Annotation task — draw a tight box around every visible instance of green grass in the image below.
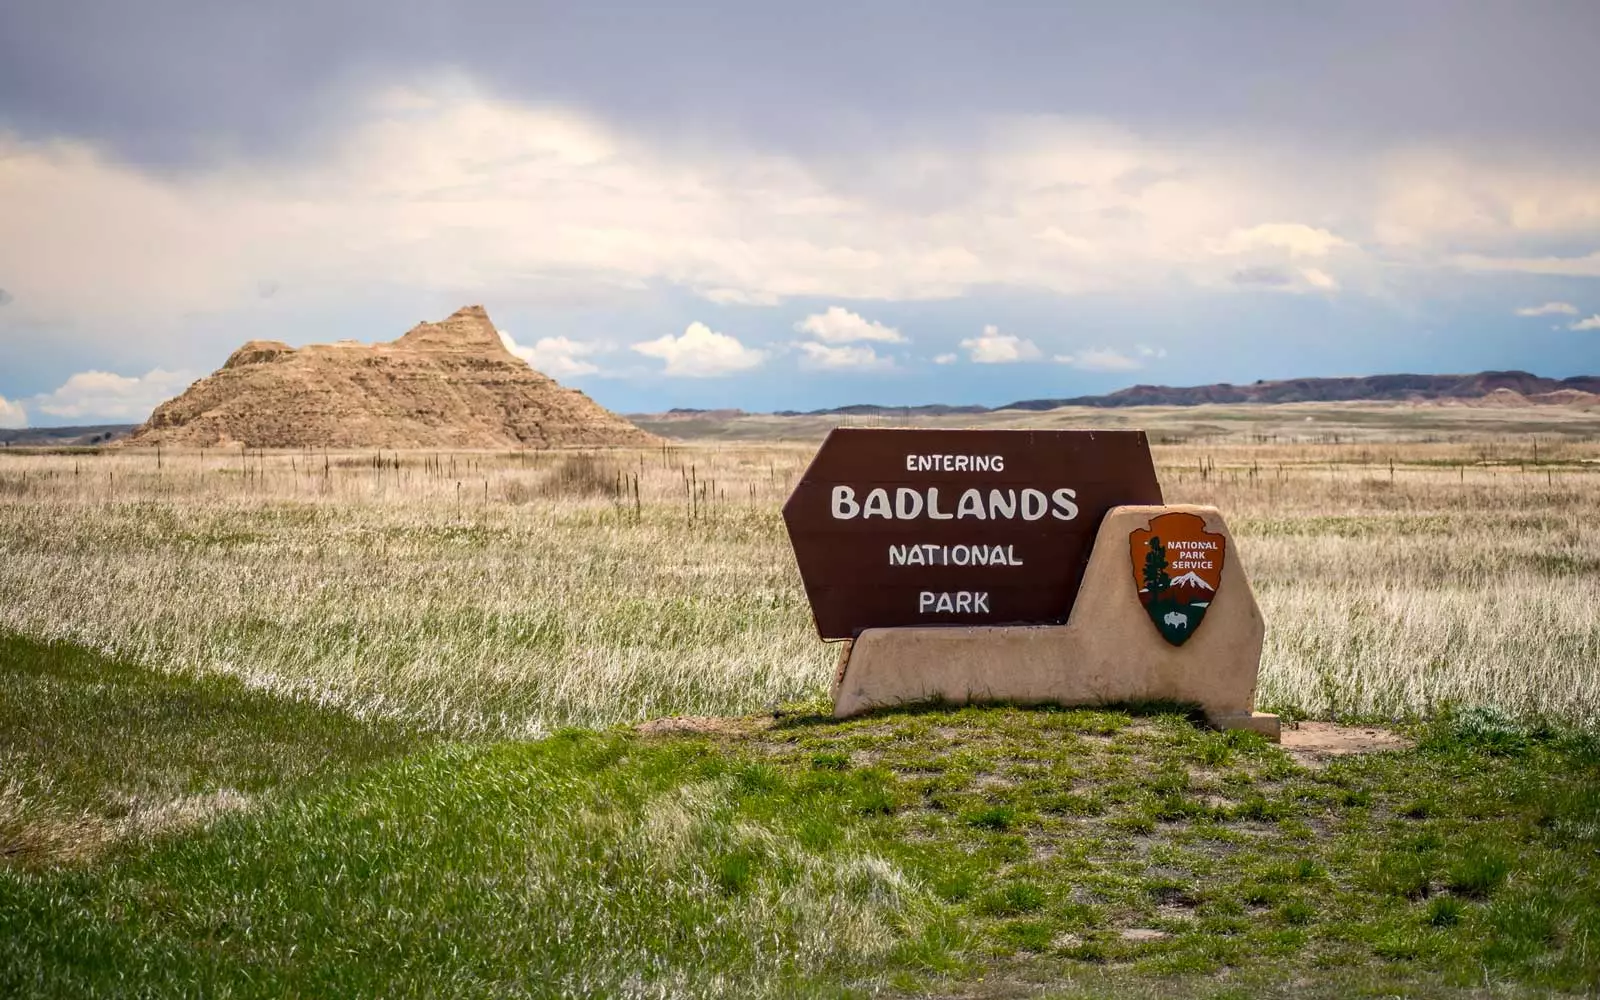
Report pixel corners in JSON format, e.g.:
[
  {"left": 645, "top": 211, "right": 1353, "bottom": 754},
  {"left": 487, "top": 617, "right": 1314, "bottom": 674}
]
[
  {"left": 0, "top": 631, "right": 429, "bottom": 865},
  {"left": 2, "top": 634, "right": 1598, "bottom": 998},
  {"left": 1, "top": 734, "right": 960, "bottom": 999}
]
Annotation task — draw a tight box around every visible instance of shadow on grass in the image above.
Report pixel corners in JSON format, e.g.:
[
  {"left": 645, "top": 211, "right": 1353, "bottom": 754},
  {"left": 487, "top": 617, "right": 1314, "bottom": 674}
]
[
  {"left": 771, "top": 696, "right": 1210, "bottom": 731},
  {"left": 0, "top": 629, "right": 434, "bottom": 860}
]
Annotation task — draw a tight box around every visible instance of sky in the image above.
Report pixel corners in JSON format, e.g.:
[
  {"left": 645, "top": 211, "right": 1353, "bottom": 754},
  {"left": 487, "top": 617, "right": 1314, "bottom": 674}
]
[{"left": 2, "top": 2, "right": 1600, "bottom": 427}]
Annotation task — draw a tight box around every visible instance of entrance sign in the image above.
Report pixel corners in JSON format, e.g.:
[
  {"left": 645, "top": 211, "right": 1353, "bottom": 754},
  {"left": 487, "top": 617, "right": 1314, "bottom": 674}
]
[
  {"left": 826, "top": 504, "right": 1280, "bottom": 740},
  {"left": 783, "top": 429, "right": 1162, "bottom": 639},
  {"left": 1130, "top": 511, "right": 1226, "bottom": 646}
]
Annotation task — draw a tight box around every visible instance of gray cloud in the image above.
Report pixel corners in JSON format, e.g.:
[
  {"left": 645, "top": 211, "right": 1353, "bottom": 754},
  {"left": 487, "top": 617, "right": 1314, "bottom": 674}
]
[
  {"left": 0, "top": 287, "right": 12, "bottom": 306},
  {"left": 4, "top": 2, "right": 1599, "bottom": 166},
  {"left": 1231, "top": 267, "right": 1292, "bottom": 287}
]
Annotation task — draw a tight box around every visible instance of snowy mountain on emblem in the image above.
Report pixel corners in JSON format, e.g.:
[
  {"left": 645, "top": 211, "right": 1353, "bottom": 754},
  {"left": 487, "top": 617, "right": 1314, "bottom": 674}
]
[{"left": 1168, "top": 571, "right": 1215, "bottom": 591}]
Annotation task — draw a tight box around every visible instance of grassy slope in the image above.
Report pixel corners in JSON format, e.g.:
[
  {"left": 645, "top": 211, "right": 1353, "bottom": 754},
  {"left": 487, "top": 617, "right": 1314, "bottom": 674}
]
[
  {"left": 3, "top": 636, "right": 1597, "bottom": 998},
  {"left": 0, "top": 631, "right": 429, "bottom": 864}
]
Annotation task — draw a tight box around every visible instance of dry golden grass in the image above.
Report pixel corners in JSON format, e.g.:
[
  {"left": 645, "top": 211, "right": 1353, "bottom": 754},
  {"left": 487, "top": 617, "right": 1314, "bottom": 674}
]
[{"left": 2, "top": 405, "right": 1597, "bottom": 731}]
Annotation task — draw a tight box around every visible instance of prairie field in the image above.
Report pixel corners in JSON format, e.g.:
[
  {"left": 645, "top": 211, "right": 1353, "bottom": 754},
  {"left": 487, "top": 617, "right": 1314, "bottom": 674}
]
[
  {"left": 2, "top": 402, "right": 1599, "bottom": 998},
  {"left": 3, "top": 403, "right": 1599, "bottom": 734}
]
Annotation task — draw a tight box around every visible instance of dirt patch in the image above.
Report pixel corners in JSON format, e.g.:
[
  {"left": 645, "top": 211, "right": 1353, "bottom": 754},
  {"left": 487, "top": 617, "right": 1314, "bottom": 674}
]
[
  {"left": 1, "top": 813, "right": 107, "bottom": 866},
  {"left": 1120, "top": 928, "right": 1170, "bottom": 942},
  {"left": 1281, "top": 722, "right": 1412, "bottom": 766},
  {"left": 635, "top": 715, "right": 773, "bottom": 738},
  {"left": 974, "top": 772, "right": 1019, "bottom": 790}
]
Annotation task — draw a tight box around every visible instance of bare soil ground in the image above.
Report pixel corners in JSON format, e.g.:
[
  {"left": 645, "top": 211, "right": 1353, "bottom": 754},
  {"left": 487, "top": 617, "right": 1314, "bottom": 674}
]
[{"left": 1281, "top": 721, "right": 1414, "bottom": 767}]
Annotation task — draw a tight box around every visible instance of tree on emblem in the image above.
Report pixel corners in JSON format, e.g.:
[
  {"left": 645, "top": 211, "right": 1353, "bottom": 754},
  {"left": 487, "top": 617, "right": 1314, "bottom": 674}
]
[
  {"left": 1141, "top": 534, "right": 1190, "bottom": 645},
  {"left": 1143, "top": 535, "right": 1170, "bottom": 597}
]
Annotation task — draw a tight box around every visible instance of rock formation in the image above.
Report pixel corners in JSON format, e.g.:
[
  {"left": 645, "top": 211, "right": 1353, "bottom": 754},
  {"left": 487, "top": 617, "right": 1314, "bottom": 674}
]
[{"left": 124, "top": 306, "right": 656, "bottom": 449}]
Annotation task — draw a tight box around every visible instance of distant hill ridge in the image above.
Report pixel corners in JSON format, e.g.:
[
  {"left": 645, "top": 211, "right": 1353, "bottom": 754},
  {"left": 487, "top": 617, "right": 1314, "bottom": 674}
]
[
  {"left": 0, "top": 425, "right": 134, "bottom": 447},
  {"left": 1003, "top": 370, "right": 1600, "bottom": 411},
  {"left": 673, "top": 370, "right": 1597, "bottom": 418}
]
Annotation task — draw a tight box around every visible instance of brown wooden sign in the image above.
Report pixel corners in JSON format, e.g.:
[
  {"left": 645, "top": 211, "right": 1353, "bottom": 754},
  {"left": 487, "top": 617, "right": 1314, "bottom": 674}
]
[{"left": 783, "top": 428, "right": 1162, "bottom": 639}]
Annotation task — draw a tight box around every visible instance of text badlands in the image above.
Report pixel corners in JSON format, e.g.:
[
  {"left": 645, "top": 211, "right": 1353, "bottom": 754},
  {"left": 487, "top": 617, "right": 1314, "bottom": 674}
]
[{"left": 831, "top": 486, "right": 1080, "bottom": 521}]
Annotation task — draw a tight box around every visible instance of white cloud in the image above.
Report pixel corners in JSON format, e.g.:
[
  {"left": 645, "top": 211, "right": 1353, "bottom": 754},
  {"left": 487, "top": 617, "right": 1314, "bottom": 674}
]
[
  {"left": 1456, "top": 252, "right": 1600, "bottom": 277},
  {"left": 933, "top": 353, "right": 958, "bottom": 365},
  {"left": 796, "top": 341, "right": 894, "bottom": 371},
  {"left": 29, "top": 368, "right": 195, "bottom": 422},
  {"left": 1213, "top": 223, "right": 1351, "bottom": 258},
  {"left": 1137, "top": 344, "right": 1168, "bottom": 359},
  {"left": 0, "top": 394, "right": 25, "bottom": 429},
  {"left": 632, "top": 322, "right": 765, "bottom": 377},
  {"left": 1571, "top": 314, "right": 1600, "bottom": 331},
  {"left": 0, "top": 96, "right": 1388, "bottom": 334},
  {"left": 1054, "top": 348, "right": 1143, "bottom": 372},
  {"left": 1, "top": 80, "right": 1598, "bottom": 345},
  {"left": 794, "top": 307, "right": 906, "bottom": 344},
  {"left": 961, "top": 325, "right": 1041, "bottom": 364},
  {"left": 1299, "top": 267, "right": 1339, "bottom": 290},
  {"left": 1515, "top": 301, "right": 1579, "bottom": 317},
  {"left": 1375, "top": 150, "right": 1600, "bottom": 248},
  {"left": 701, "top": 288, "right": 783, "bottom": 307},
  {"left": 1207, "top": 225, "right": 1354, "bottom": 296},
  {"left": 498, "top": 330, "right": 600, "bottom": 377}
]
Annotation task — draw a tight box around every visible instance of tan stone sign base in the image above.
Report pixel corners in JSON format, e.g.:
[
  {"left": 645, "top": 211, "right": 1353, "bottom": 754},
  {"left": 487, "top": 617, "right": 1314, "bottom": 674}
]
[{"left": 832, "top": 505, "right": 1280, "bottom": 740}]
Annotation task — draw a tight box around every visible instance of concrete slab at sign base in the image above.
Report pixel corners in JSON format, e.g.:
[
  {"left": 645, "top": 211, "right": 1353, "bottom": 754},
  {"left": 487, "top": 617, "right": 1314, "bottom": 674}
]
[{"left": 832, "top": 505, "right": 1280, "bottom": 741}]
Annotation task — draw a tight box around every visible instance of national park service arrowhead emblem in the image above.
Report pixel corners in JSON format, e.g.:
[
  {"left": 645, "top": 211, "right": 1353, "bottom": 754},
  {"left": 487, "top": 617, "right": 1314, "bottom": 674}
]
[{"left": 1130, "top": 512, "right": 1225, "bottom": 646}]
